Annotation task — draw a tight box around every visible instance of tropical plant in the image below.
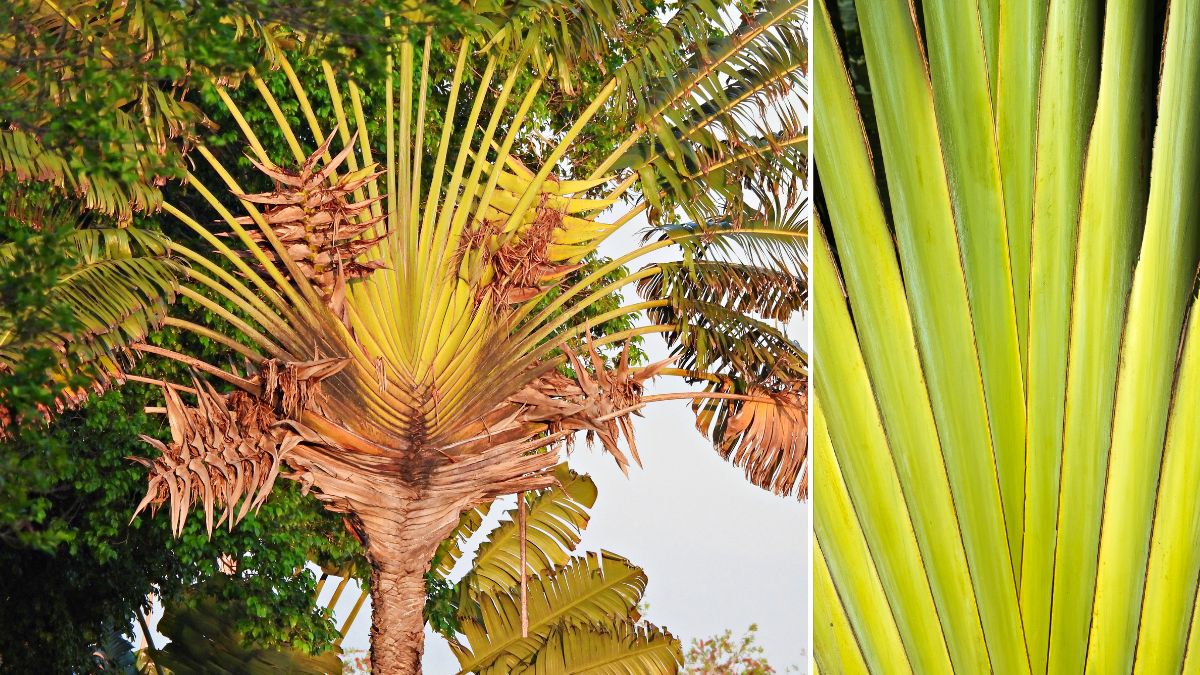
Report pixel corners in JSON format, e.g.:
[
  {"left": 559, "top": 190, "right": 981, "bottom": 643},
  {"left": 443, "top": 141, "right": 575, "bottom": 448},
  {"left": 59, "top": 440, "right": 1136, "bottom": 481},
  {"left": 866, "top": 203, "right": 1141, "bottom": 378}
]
[
  {"left": 0, "top": 193, "right": 180, "bottom": 431},
  {"left": 147, "top": 575, "right": 347, "bottom": 675},
  {"left": 442, "top": 465, "right": 681, "bottom": 674},
  {"left": 0, "top": 4, "right": 665, "bottom": 660},
  {"left": 0, "top": 0, "right": 475, "bottom": 218},
  {"left": 813, "top": 0, "right": 1200, "bottom": 673},
  {"left": 135, "top": 464, "right": 677, "bottom": 674},
  {"left": 14, "top": 0, "right": 807, "bottom": 671},
  {"left": 91, "top": 568, "right": 356, "bottom": 675}
]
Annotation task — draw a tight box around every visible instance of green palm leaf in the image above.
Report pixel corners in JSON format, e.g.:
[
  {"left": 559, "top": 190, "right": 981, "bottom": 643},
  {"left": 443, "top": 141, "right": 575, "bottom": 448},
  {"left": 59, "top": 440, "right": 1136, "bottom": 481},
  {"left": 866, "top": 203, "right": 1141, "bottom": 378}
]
[
  {"left": 513, "top": 622, "right": 681, "bottom": 675},
  {"left": 461, "top": 465, "right": 598, "bottom": 595},
  {"left": 815, "top": 0, "right": 1200, "bottom": 672},
  {"left": 452, "top": 551, "right": 657, "bottom": 673},
  {"left": 440, "top": 464, "right": 680, "bottom": 674},
  {"left": 0, "top": 225, "right": 180, "bottom": 417}
]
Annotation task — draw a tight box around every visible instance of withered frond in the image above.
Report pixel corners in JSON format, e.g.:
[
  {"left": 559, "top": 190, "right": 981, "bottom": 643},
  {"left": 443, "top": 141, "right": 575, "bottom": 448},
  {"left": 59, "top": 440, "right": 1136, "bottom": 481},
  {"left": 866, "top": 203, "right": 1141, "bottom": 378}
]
[
  {"left": 130, "top": 379, "right": 310, "bottom": 537},
  {"left": 693, "top": 381, "right": 808, "bottom": 499},
  {"left": 255, "top": 356, "right": 349, "bottom": 419},
  {"left": 513, "top": 341, "right": 674, "bottom": 475},
  {"left": 231, "top": 132, "right": 386, "bottom": 319},
  {"left": 461, "top": 201, "right": 582, "bottom": 307}
]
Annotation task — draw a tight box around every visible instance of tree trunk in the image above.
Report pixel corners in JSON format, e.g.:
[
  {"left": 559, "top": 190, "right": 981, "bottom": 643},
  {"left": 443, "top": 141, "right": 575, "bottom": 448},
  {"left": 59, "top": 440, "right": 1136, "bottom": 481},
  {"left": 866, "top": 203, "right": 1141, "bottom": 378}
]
[
  {"left": 353, "top": 499, "right": 448, "bottom": 675},
  {"left": 352, "top": 485, "right": 474, "bottom": 674},
  {"left": 368, "top": 549, "right": 432, "bottom": 675},
  {"left": 285, "top": 425, "right": 559, "bottom": 673}
]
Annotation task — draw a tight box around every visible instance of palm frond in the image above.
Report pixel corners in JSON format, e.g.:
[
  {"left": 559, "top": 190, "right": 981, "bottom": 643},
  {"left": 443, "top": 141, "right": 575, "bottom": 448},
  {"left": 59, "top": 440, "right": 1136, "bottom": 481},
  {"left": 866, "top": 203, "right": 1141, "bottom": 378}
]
[
  {"left": 693, "top": 380, "right": 807, "bottom": 498},
  {"left": 464, "top": 465, "right": 598, "bottom": 596},
  {"left": 612, "top": 0, "right": 808, "bottom": 224},
  {"left": 641, "top": 260, "right": 805, "bottom": 323},
  {"left": 815, "top": 0, "right": 1200, "bottom": 671},
  {"left": 452, "top": 551, "right": 661, "bottom": 673},
  {"left": 0, "top": 225, "right": 180, "bottom": 425},
  {"left": 514, "top": 622, "right": 681, "bottom": 675}
]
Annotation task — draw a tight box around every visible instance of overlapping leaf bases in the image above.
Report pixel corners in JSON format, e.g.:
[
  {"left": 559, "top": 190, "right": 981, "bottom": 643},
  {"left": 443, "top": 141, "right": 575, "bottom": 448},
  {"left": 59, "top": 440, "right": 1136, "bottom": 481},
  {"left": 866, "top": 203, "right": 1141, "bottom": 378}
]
[
  {"left": 22, "top": 5, "right": 809, "bottom": 669},
  {"left": 7, "top": 0, "right": 804, "bottom": 670},
  {"left": 815, "top": 0, "right": 1200, "bottom": 673},
  {"left": 48, "top": 4, "right": 805, "bottom": 553}
]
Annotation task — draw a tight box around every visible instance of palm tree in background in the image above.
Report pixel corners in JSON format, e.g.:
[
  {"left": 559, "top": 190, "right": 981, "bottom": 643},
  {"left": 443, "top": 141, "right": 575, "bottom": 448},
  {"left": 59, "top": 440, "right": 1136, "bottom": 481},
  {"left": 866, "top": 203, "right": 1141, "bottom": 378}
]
[{"left": 10, "top": 1, "right": 808, "bottom": 671}]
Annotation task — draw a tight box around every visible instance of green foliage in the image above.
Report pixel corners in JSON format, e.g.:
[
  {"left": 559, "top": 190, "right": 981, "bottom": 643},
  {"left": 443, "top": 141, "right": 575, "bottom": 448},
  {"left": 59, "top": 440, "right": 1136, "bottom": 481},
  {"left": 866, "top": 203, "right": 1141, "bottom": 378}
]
[
  {"left": 152, "top": 576, "right": 345, "bottom": 675},
  {"left": 0, "top": 0, "right": 473, "bottom": 217},
  {"left": 0, "top": 377, "right": 362, "bottom": 671},
  {"left": 0, "top": 390, "right": 179, "bottom": 672},
  {"left": 445, "top": 467, "right": 683, "bottom": 673},
  {"left": 0, "top": 182, "right": 89, "bottom": 438},
  {"left": 0, "top": 31, "right": 658, "bottom": 672},
  {"left": 0, "top": 0, "right": 804, "bottom": 666}
]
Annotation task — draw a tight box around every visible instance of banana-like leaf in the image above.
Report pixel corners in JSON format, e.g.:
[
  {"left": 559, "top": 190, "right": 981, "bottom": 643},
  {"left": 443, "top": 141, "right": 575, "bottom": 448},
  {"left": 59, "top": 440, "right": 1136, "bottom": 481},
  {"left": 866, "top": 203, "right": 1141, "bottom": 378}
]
[
  {"left": 433, "top": 504, "right": 493, "bottom": 579},
  {"left": 815, "top": 0, "right": 1200, "bottom": 672},
  {"left": 510, "top": 621, "right": 681, "bottom": 675},
  {"left": 463, "top": 464, "right": 598, "bottom": 595},
  {"left": 452, "top": 551, "right": 661, "bottom": 673},
  {"left": 330, "top": 466, "right": 681, "bottom": 674}
]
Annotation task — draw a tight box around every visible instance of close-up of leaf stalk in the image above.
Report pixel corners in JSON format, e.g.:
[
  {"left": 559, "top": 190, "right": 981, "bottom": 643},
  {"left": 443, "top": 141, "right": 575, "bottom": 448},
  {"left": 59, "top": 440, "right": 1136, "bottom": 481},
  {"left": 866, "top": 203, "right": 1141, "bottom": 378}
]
[{"left": 814, "top": 0, "right": 1200, "bottom": 672}]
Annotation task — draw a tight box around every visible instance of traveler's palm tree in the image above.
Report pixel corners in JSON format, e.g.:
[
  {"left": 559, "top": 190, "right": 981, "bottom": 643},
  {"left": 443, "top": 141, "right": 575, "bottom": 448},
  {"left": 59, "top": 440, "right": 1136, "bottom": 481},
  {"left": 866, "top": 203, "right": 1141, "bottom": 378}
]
[
  {"left": 815, "top": 0, "right": 1200, "bottom": 673},
  {"left": 10, "top": 1, "right": 807, "bottom": 671}
]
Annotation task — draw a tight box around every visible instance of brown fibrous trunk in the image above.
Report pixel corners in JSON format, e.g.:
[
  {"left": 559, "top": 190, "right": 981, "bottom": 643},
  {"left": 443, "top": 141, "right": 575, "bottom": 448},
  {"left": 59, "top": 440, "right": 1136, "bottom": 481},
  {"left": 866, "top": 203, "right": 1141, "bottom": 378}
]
[
  {"left": 363, "top": 524, "right": 439, "bottom": 675},
  {"left": 284, "top": 418, "right": 561, "bottom": 674}
]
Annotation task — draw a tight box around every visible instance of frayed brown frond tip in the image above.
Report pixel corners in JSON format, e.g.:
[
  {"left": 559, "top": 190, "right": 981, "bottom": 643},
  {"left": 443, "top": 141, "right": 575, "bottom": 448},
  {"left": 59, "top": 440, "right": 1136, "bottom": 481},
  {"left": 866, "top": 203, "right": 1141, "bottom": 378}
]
[
  {"left": 129, "top": 379, "right": 309, "bottom": 537},
  {"left": 513, "top": 341, "right": 674, "bottom": 475},
  {"left": 230, "top": 131, "right": 387, "bottom": 319},
  {"left": 255, "top": 356, "right": 349, "bottom": 419},
  {"left": 694, "top": 382, "right": 808, "bottom": 499},
  {"left": 460, "top": 200, "right": 581, "bottom": 306}
]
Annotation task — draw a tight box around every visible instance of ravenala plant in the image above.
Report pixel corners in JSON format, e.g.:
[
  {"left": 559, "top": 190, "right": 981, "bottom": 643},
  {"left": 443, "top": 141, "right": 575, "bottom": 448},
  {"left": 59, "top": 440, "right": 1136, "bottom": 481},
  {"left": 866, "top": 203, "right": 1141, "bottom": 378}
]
[
  {"left": 13, "top": 1, "right": 807, "bottom": 672},
  {"left": 814, "top": 0, "right": 1200, "bottom": 673}
]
